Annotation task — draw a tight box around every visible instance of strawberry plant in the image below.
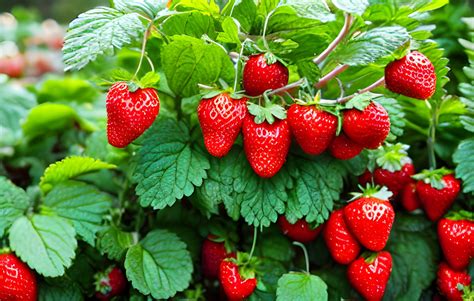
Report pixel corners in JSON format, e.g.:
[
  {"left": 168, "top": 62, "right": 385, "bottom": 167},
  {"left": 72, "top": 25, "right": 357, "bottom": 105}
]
[{"left": 0, "top": 1, "right": 473, "bottom": 300}]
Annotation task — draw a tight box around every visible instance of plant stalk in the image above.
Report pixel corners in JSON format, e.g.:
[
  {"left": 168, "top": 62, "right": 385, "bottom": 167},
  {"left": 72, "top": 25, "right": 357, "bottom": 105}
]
[
  {"left": 293, "top": 241, "right": 310, "bottom": 274},
  {"left": 319, "top": 76, "right": 385, "bottom": 105},
  {"left": 313, "top": 14, "right": 353, "bottom": 65},
  {"left": 426, "top": 101, "right": 438, "bottom": 170},
  {"left": 314, "top": 64, "right": 349, "bottom": 89}
]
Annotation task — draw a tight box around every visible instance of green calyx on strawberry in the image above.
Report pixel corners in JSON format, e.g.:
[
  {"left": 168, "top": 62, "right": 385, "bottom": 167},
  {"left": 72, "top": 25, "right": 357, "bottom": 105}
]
[
  {"left": 413, "top": 168, "right": 461, "bottom": 221},
  {"left": 198, "top": 92, "right": 248, "bottom": 158},
  {"left": 359, "top": 143, "right": 415, "bottom": 198},
  {"left": 106, "top": 72, "right": 161, "bottom": 148},
  {"left": 438, "top": 212, "right": 473, "bottom": 271},
  {"left": 0, "top": 252, "right": 37, "bottom": 301},
  {"left": 345, "top": 186, "right": 395, "bottom": 251},
  {"left": 242, "top": 52, "right": 289, "bottom": 97},
  {"left": 94, "top": 266, "right": 127, "bottom": 301},
  {"left": 219, "top": 252, "right": 258, "bottom": 301},
  {"left": 243, "top": 99, "right": 290, "bottom": 178},
  {"left": 287, "top": 96, "right": 338, "bottom": 155},
  {"left": 347, "top": 251, "right": 392, "bottom": 301},
  {"left": 385, "top": 50, "right": 436, "bottom": 100},
  {"left": 342, "top": 95, "right": 390, "bottom": 150}
]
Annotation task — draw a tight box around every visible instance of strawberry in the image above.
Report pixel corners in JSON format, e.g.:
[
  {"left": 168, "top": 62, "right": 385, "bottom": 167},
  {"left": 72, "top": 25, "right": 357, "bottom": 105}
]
[
  {"left": 0, "top": 253, "right": 37, "bottom": 301},
  {"left": 342, "top": 102, "right": 390, "bottom": 149},
  {"left": 323, "top": 209, "right": 361, "bottom": 264},
  {"left": 202, "top": 235, "right": 235, "bottom": 279},
  {"left": 278, "top": 216, "right": 322, "bottom": 243},
  {"left": 95, "top": 266, "right": 127, "bottom": 301},
  {"left": 347, "top": 251, "right": 392, "bottom": 301},
  {"left": 414, "top": 170, "right": 461, "bottom": 221},
  {"left": 344, "top": 188, "right": 395, "bottom": 251},
  {"left": 328, "top": 133, "right": 363, "bottom": 160},
  {"left": 400, "top": 182, "right": 422, "bottom": 212},
  {"left": 242, "top": 114, "right": 291, "bottom": 178},
  {"left": 437, "top": 262, "right": 471, "bottom": 301},
  {"left": 438, "top": 216, "right": 473, "bottom": 271},
  {"left": 106, "top": 81, "right": 160, "bottom": 148},
  {"left": 219, "top": 259, "right": 257, "bottom": 301},
  {"left": 358, "top": 144, "right": 415, "bottom": 197},
  {"left": 385, "top": 51, "right": 436, "bottom": 100},
  {"left": 198, "top": 93, "right": 247, "bottom": 157},
  {"left": 287, "top": 104, "right": 337, "bottom": 155},
  {"left": 242, "top": 53, "right": 289, "bottom": 96}
]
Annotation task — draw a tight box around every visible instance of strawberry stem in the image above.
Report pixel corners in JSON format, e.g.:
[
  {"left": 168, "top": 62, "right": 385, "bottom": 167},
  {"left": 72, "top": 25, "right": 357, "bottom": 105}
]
[
  {"left": 267, "top": 78, "right": 306, "bottom": 96},
  {"left": 425, "top": 100, "right": 438, "bottom": 169},
  {"left": 292, "top": 242, "right": 310, "bottom": 274},
  {"left": 262, "top": 9, "right": 277, "bottom": 52},
  {"left": 320, "top": 77, "right": 385, "bottom": 105},
  {"left": 313, "top": 14, "right": 353, "bottom": 65},
  {"left": 314, "top": 64, "right": 349, "bottom": 89},
  {"left": 133, "top": 22, "right": 153, "bottom": 80},
  {"left": 246, "top": 227, "right": 258, "bottom": 265},
  {"left": 233, "top": 39, "right": 251, "bottom": 92}
]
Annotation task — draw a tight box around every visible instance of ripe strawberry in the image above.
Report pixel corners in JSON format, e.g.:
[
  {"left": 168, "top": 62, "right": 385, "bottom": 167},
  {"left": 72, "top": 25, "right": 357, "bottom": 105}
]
[
  {"left": 347, "top": 251, "right": 392, "bottom": 301},
  {"left": 438, "top": 217, "right": 473, "bottom": 271},
  {"left": 0, "top": 253, "right": 37, "bottom": 301},
  {"left": 287, "top": 104, "right": 337, "bottom": 155},
  {"left": 385, "top": 51, "right": 436, "bottom": 100},
  {"left": 437, "top": 262, "right": 471, "bottom": 301},
  {"left": 328, "top": 133, "right": 363, "bottom": 160},
  {"left": 323, "top": 209, "right": 361, "bottom": 264},
  {"left": 95, "top": 266, "right": 127, "bottom": 301},
  {"left": 342, "top": 102, "right": 390, "bottom": 149},
  {"left": 415, "top": 172, "right": 461, "bottom": 221},
  {"left": 359, "top": 165, "right": 415, "bottom": 198},
  {"left": 106, "top": 81, "right": 160, "bottom": 148},
  {"left": 242, "top": 54, "right": 289, "bottom": 96},
  {"left": 202, "top": 235, "right": 235, "bottom": 279},
  {"left": 400, "top": 182, "right": 422, "bottom": 212},
  {"left": 198, "top": 93, "right": 247, "bottom": 157},
  {"left": 344, "top": 191, "right": 395, "bottom": 251},
  {"left": 219, "top": 259, "right": 257, "bottom": 301},
  {"left": 278, "top": 216, "right": 322, "bottom": 243},
  {"left": 242, "top": 115, "right": 291, "bottom": 178}
]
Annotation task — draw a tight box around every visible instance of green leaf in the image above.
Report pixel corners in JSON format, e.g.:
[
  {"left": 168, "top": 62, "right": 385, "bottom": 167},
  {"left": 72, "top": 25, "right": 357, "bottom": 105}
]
[
  {"left": 133, "top": 119, "right": 210, "bottom": 209},
  {"left": 331, "top": 26, "right": 410, "bottom": 66},
  {"left": 63, "top": 7, "right": 145, "bottom": 71},
  {"left": 258, "top": 233, "right": 294, "bottom": 262},
  {"left": 0, "top": 177, "right": 30, "bottom": 237},
  {"left": 453, "top": 138, "right": 474, "bottom": 194},
  {"left": 22, "top": 103, "right": 96, "bottom": 139},
  {"left": 221, "top": 0, "right": 257, "bottom": 33},
  {"left": 285, "top": 155, "right": 345, "bottom": 224},
  {"left": 9, "top": 215, "right": 77, "bottom": 277},
  {"left": 297, "top": 60, "right": 321, "bottom": 83},
  {"left": 344, "top": 92, "right": 376, "bottom": 110},
  {"left": 217, "top": 17, "right": 241, "bottom": 46},
  {"left": 39, "top": 277, "right": 83, "bottom": 301},
  {"left": 176, "top": 0, "right": 220, "bottom": 15},
  {"left": 96, "top": 226, "right": 134, "bottom": 261},
  {"left": 281, "top": 0, "right": 335, "bottom": 23},
  {"left": 162, "top": 36, "right": 234, "bottom": 97},
  {"left": 114, "top": 0, "right": 168, "bottom": 20},
  {"left": 163, "top": 12, "right": 216, "bottom": 39},
  {"left": 138, "top": 71, "right": 160, "bottom": 88},
  {"left": 40, "top": 156, "right": 116, "bottom": 194},
  {"left": 376, "top": 96, "right": 406, "bottom": 141},
  {"left": 36, "top": 77, "right": 99, "bottom": 104},
  {"left": 125, "top": 229, "right": 193, "bottom": 299},
  {"left": 276, "top": 273, "right": 328, "bottom": 301},
  {"left": 384, "top": 214, "right": 440, "bottom": 300},
  {"left": 0, "top": 84, "right": 36, "bottom": 152},
  {"left": 42, "top": 181, "right": 113, "bottom": 245},
  {"left": 332, "top": 0, "right": 369, "bottom": 15}
]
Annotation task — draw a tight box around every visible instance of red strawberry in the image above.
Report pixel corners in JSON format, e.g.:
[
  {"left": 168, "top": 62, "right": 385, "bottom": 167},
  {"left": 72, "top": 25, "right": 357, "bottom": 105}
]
[
  {"left": 323, "top": 209, "right": 361, "bottom": 264},
  {"left": 415, "top": 173, "right": 461, "bottom": 221},
  {"left": 342, "top": 102, "right": 390, "bottom": 149},
  {"left": 437, "top": 262, "right": 471, "bottom": 301},
  {"left": 106, "top": 81, "right": 160, "bottom": 148},
  {"left": 278, "top": 216, "right": 322, "bottom": 243},
  {"left": 202, "top": 235, "right": 235, "bottom": 279},
  {"left": 385, "top": 51, "right": 436, "bottom": 100},
  {"left": 347, "top": 251, "right": 392, "bottom": 301},
  {"left": 219, "top": 260, "right": 257, "bottom": 301},
  {"left": 359, "top": 163, "right": 415, "bottom": 198},
  {"left": 344, "top": 194, "right": 395, "bottom": 251},
  {"left": 242, "top": 115, "right": 291, "bottom": 178},
  {"left": 329, "top": 134, "right": 363, "bottom": 160},
  {"left": 400, "top": 182, "right": 422, "bottom": 212},
  {"left": 0, "top": 253, "right": 37, "bottom": 301},
  {"left": 287, "top": 104, "right": 337, "bottom": 155},
  {"left": 198, "top": 93, "right": 247, "bottom": 157},
  {"left": 438, "top": 218, "right": 473, "bottom": 271},
  {"left": 243, "top": 54, "right": 289, "bottom": 96},
  {"left": 95, "top": 266, "right": 127, "bottom": 301}
]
